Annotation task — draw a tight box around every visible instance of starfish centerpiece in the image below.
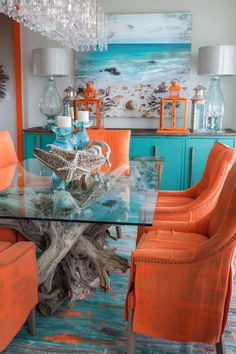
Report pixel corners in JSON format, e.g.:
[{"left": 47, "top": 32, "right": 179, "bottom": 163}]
[{"left": 34, "top": 141, "right": 111, "bottom": 183}]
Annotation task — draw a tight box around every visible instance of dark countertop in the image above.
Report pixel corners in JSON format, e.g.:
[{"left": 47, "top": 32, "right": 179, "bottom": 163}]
[{"left": 23, "top": 127, "right": 236, "bottom": 136}]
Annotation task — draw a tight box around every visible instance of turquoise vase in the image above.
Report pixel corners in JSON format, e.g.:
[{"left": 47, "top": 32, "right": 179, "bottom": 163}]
[{"left": 51, "top": 126, "right": 74, "bottom": 189}]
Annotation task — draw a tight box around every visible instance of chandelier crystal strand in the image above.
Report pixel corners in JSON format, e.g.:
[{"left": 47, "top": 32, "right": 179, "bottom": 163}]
[{"left": 0, "top": 0, "right": 107, "bottom": 52}]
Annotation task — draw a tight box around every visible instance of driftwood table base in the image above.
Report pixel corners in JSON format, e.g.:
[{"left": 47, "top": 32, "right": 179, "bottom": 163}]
[{"left": 0, "top": 219, "right": 129, "bottom": 316}]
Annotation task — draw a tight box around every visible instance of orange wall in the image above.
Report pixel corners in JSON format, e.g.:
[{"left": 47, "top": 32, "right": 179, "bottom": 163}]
[{"left": 13, "top": 22, "right": 23, "bottom": 161}]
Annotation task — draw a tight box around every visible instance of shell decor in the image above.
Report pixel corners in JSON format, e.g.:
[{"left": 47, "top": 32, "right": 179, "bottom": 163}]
[{"left": 34, "top": 141, "right": 111, "bottom": 183}]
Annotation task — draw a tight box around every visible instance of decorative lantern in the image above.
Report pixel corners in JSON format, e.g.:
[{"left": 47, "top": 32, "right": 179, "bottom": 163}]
[
  {"left": 191, "top": 84, "right": 207, "bottom": 132},
  {"left": 74, "top": 82, "right": 104, "bottom": 129},
  {"left": 157, "top": 80, "right": 189, "bottom": 134},
  {"left": 63, "top": 86, "right": 77, "bottom": 120}
]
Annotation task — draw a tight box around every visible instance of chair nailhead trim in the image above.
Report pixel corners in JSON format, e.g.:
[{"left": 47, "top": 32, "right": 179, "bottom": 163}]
[{"left": 135, "top": 233, "right": 236, "bottom": 265}]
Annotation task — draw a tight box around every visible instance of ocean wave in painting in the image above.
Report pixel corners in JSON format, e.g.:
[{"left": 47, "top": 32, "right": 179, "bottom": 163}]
[{"left": 76, "top": 43, "right": 191, "bottom": 82}]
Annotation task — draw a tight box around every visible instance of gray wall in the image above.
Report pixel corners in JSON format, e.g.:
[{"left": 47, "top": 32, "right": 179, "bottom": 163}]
[
  {"left": 19, "top": 0, "right": 236, "bottom": 130},
  {"left": 0, "top": 14, "right": 16, "bottom": 144}
]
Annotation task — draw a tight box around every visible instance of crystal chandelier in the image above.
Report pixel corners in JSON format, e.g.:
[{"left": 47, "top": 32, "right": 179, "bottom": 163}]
[{"left": 0, "top": 0, "right": 107, "bottom": 51}]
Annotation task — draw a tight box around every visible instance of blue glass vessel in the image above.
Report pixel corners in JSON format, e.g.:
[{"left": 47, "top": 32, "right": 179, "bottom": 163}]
[
  {"left": 51, "top": 126, "right": 74, "bottom": 189},
  {"left": 73, "top": 121, "right": 93, "bottom": 150},
  {"left": 51, "top": 126, "right": 74, "bottom": 150}
]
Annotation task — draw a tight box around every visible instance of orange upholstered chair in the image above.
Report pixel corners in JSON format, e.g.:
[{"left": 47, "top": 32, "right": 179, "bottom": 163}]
[
  {"left": 137, "top": 141, "right": 236, "bottom": 243},
  {"left": 125, "top": 163, "right": 236, "bottom": 354},
  {"left": 0, "top": 130, "right": 18, "bottom": 168},
  {"left": 88, "top": 129, "right": 131, "bottom": 238},
  {"left": 0, "top": 240, "right": 38, "bottom": 351},
  {"left": 88, "top": 129, "right": 131, "bottom": 172}
]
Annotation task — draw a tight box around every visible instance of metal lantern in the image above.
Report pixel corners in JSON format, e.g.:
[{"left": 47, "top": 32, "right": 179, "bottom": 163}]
[
  {"left": 63, "top": 86, "right": 77, "bottom": 120},
  {"left": 157, "top": 80, "right": 189, "bottom": 134},
  {"left": 74, "top": 82, "right": 104, "bottom": 129},
  {"left": 191, "top": 84, "right": 207, "bottom": 132}
]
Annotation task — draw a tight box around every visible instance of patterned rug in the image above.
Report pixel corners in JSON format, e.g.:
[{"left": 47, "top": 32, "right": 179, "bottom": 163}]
[{"left": 4, "top": 226, "right": 236, "bottom": 354}]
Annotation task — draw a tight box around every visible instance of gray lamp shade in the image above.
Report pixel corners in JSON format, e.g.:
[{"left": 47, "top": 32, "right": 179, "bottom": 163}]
[
  {"left": 198, "top": 45, "right": 236, "bottom": 76},
  {"left": 32, "top": 48, "right": 69, "bottom": 77}
]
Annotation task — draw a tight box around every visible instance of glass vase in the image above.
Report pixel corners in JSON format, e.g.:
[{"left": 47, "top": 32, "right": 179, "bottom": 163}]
[{"left": 205, "top": 77, "right": 224, "bottom": 132}]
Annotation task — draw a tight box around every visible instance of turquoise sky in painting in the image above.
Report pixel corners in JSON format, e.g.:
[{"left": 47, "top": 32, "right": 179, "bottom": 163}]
[{"left": 108, "top": 13, "right": 192, "bottom": 44}]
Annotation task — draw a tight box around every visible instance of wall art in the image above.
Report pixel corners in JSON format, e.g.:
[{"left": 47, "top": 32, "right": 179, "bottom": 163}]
[
  {"left": 0, "top": 64, "right": 9, "bottom": 101},
  {"left": 75, "top": 12, "right": 192, "bottom": 118}
]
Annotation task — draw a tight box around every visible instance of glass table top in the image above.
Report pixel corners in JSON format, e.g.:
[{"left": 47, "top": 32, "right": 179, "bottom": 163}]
[{"left": 0, "top": 159, "right": 160, "bottom": 226}]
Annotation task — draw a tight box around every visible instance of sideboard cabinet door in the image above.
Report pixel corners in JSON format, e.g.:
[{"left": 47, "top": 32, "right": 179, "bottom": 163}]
[
  {"left": 24, "top": 132, "right": 54, "bottom": 159},
  {"left": 131, "top": 136, "right": 184, "bottom": 190},
  {"left": 184, "top": 137, "right": 235, "bottom": 189}
]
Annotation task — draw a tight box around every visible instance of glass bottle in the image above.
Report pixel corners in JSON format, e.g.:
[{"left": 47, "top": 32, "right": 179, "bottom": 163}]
[
  {"left": 191, "top": 84, "right": 207, "bottom": 132},
  {"left": 205, "top": 77, "right": 224, "bottom": 132}
]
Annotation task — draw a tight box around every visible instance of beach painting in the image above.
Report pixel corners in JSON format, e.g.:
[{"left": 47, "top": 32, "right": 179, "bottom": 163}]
[{"left": 75, "top": 13, "right": 192, "bottom": 118}]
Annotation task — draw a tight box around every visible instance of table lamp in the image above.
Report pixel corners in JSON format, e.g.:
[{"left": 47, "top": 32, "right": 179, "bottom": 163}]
[
  {"left": 198, "top": 45, "right": 236, "bottom": 132},
  {"left": 32, "top": 48, "right": 69, "bottom": 128}
]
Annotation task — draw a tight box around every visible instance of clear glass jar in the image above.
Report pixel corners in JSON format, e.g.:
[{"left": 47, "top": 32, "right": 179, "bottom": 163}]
[{"left": 191, "top": 85, "right": 207, "bottom": 132}]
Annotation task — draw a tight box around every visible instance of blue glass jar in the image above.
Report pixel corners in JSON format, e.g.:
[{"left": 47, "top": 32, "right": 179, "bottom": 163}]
[{"left": 73, "top": 121, "right": 93, "bottom": 150}]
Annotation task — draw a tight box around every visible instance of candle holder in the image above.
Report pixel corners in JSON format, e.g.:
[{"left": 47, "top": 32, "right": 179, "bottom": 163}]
[
  {"left": 73, "top": 120, "right": 93, "bottom": 150},
  {"left": 51, "top": 126, "right": 74, "bottom": 150},
  {"left": 50, "top": 125, "right": 74, "bottom": 189}
]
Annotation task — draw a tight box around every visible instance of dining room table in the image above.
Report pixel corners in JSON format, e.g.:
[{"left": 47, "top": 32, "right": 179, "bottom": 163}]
[{"left": 0, "top": 157, "right": 162, "bottom": 316}]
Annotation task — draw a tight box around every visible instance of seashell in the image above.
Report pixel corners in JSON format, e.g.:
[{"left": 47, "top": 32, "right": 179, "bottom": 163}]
[{"left": 125, "top": 100, "right": 135, "bottom": 110}]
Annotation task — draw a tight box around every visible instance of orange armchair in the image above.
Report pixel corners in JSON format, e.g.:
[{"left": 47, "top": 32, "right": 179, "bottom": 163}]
[
  {"left": 138, "top": 142, "right": 236, "bottom": 242},
  {"left": 88, "top": 129, "right": 131, "bottom": 172},
  {"left": 88, "top": 129, "right": 131, "bottom": 238},
  {"left": 126, "top": 163, "right": 236, "bottom": 354},
  {"left": 0, "top": 239, "right": 38, "bottom": 351},
  {"left": 0, "top": 130, "right": 19, "bottom": 168}
]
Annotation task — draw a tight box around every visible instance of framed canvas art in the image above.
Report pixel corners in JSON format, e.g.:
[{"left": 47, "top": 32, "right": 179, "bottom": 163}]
[{"left": 75, "top": 12, "right": 192, "bottom": 119}]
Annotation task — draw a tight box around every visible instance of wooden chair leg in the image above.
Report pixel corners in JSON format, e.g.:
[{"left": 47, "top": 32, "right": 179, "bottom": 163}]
[
  {"left": 115, "top": 225, "right": 122, "bottom": 238},
  {"left": 215, "top": 335, "right": 226, "bottom": 354},
  {"left": 127, "top": 309, "right": 136, "bottom": 354},
  {"left": 27, "top": 307, "right": 36, "bottom": 336}
]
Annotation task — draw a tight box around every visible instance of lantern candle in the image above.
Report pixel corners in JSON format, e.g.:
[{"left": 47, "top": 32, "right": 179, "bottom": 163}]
[
  {"left": 77, "top": 111, "right": 89, "bottom": 122},
  {"left": 56, "top": 116, "right": 72, "bottom": 128}
]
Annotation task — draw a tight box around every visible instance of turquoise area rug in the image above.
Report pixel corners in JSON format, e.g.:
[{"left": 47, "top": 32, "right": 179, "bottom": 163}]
[{"left": 4, "top": 226, "right": 236, "bottom": 353}]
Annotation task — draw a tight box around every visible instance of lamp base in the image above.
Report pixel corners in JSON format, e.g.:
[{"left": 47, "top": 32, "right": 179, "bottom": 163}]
[
  {"left": 43, "top": 116, "right": 57, "bottom": 130},
  {"left": 206, "top": 77, "right": 224, "bottom": 133},
  {"left": 40, "top": 77, "right": 62, "bottom": 130}
]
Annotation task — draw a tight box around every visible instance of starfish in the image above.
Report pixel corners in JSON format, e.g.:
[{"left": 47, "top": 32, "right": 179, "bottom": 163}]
[
  {"left": 33, "top": 141, "right": 111, "bottom": 183},
  {"left": 56, "top": 150, "right": 90, "bottom": 183}
]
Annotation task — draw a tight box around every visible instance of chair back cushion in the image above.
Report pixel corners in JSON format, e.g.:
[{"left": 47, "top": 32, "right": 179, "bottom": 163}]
[
  {"left": 208, "top": 163, "right": 236, "bottom": 239},
  {"left": 0, "top": 130, "right": 18, "bottom": 168},
  {"left": 193, "top": 142, "right": 235, "bottom": 198},
  {"left": 88, "top": 129, "right": 131, "bottom": 172}
]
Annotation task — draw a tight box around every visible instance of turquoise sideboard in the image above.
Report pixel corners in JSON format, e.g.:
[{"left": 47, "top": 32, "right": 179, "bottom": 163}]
[{"left": 23, "top": 128, "right": 236, "bottom": 191}]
